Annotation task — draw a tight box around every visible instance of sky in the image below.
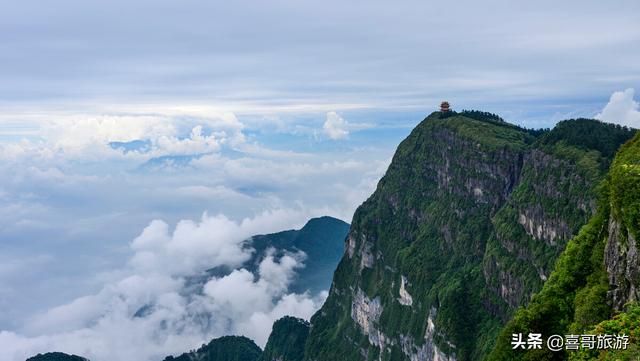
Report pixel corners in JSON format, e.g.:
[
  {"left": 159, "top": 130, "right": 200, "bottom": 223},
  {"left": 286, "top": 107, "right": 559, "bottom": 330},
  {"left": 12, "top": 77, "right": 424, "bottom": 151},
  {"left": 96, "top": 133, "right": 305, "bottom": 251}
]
[{"left": 0, "top": 0, "right": 639, "bottom": 360}]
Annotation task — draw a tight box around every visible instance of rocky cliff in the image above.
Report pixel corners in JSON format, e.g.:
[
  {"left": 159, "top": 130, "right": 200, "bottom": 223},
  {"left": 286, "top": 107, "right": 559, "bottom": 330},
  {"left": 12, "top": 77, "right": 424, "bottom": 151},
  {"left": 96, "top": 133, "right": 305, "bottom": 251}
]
[
  {"left": 301, "top": 112, "right": 635, "bottom": 361},
  {"left": 488, "top": 131, "right": 639, "bottom": 360}
]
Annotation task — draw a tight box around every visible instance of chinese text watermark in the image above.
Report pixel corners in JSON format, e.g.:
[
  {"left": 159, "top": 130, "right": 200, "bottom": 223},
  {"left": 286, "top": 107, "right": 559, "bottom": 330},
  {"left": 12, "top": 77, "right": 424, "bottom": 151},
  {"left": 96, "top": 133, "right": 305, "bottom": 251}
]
[{"left": 511, "top": 333, "right": 630, "bottom": 351}]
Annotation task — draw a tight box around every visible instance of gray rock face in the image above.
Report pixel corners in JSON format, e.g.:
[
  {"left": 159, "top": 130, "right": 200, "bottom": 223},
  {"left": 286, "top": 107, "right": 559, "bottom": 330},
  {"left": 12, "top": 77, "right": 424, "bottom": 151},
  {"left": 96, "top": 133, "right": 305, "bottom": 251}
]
[
  {"left": 481, "top": 147, "right": 598, "bottom": 318},
  {"left": 517, "top": 207, "right": 569, "bottom": 246},
  {"left": 398, "top": 276, "right": 413, "bottom": 306},
  {"left": 351, "top": 287, "right": 455, "bottom": 361},
  {"left": 400, "top": 309, "right": 456, "bottom": 361},
  {"left": 351, "top": 288, "right": 384, "bottom": 346},
  {"left": 605, "top": 218, "right": 640, "bottom": 311}
]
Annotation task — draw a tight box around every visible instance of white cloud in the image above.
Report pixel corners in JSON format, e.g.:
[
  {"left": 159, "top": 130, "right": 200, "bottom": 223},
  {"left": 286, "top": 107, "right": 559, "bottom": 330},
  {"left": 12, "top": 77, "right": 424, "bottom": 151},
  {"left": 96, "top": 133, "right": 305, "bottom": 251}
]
[
  {"left": 236, "top": 292, "right": 326, "bottom": 347},
  {"left": 0, "top": 111, "right": 248, "bottom": 165},
  {"left": 42, "top": 116, "right": 175, "bottom": 150},
  {"left": 0, "top": 210, "right": 325, "bottom": 361},
  {"left": 323, "top": 112, "right": 350, "bottom": 140},
  {"left": 202, "top": 248, "right": 320, "bottom": 347},
  {"left": 596, "top": 88, "right": 640, "bottom": 128},
  {"left": 322, "top": 111, "right": 373, "bottom": 140},
  {"left": 153, "top": 126, "right": 221, "bottom": 156}
]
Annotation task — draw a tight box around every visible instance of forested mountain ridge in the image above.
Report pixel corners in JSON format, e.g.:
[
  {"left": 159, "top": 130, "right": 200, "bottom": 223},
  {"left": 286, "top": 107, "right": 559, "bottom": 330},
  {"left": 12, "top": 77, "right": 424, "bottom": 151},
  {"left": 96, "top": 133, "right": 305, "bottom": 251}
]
[
  {"left": 301, "top": 111, "right": 635, "bottom": 361},
  {"left": 25, "top": 353, "right": 89, "bottom": 361}
]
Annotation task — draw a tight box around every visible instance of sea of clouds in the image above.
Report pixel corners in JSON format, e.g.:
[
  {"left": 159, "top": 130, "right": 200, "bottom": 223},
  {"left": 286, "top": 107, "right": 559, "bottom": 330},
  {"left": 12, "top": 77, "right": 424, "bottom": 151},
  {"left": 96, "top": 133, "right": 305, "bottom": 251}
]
[
  {"left": 0, "top": 110, "right": 387, "bottom": 361},
  {"left": 1, "top": 209, "right": 329, "bottom": 361}
]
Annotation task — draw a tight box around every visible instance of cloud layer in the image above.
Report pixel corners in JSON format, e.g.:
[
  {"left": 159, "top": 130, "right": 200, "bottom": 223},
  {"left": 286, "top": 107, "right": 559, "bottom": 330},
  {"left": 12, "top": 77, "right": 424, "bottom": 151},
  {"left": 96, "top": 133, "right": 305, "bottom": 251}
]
[
  {"left": 0, "top": 211, "right": 326, "bottom": 361},
  {"left": 0, "top": 110, "right": 390, "bottom": 337}
]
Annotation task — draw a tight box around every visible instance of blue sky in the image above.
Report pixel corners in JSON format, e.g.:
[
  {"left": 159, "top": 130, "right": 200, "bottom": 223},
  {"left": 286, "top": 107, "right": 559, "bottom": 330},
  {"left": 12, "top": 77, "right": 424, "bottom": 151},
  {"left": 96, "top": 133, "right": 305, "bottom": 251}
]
[{"left": 0, "top": 1, "right": 639, "bottom": 360}]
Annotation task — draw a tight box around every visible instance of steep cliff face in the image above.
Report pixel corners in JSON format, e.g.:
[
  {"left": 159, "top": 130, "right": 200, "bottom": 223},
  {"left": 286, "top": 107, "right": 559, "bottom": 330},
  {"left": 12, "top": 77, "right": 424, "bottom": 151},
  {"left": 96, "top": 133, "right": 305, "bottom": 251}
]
[
  {"left": 482, "top": 126, "right": 606, "bottom": 320},
  {"left": 604, "top": 135, "right": 640, "bottom": 312},
  {"left": 488, "top": 132, "right": 639, "bottom": 361},
  {"left": 302, "top": 113, "right": 634, "bottom": 361}
]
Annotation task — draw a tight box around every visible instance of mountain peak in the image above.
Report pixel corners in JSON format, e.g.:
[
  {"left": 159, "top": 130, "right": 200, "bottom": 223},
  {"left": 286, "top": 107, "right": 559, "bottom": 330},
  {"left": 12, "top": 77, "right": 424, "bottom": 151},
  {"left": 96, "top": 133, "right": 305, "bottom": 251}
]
[
  {"left": 162, "top": 335, "right": 261, "bottom": 361},
  {"left": 26, "top": 353, "right": 89, "bottom": 361}
]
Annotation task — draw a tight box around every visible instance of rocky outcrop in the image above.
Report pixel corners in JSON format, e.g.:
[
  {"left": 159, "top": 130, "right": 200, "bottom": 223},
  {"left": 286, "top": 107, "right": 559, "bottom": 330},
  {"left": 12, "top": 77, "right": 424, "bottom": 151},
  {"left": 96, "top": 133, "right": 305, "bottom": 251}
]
[
  {"left": 400, "top": 309, "right": 456, "bottom": 361},
  {"left": 351, "top": 288, "right": 385, "bottom": 347},
  {"left": 605, "top": 216, "right": 640, "bottom": 311},
  {"left": 398, "top": 276, "right": 414, "bottom": 306},
  {"left": 517, "top": 208, "right": 568, "bottom": 246}
]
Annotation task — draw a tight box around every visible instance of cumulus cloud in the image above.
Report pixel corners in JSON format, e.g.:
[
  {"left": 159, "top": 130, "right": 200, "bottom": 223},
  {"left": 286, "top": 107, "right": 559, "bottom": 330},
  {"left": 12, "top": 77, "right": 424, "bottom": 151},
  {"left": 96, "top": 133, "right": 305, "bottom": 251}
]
[
  {"left": 0, "top": 210, "right": 325, "bottom": 361},
  {"left": 595, "top": 88, "right": 640, "bottom": 128},
  {"left": 322, "top": 111, "right": 372, "bottom": 140},
  {"left": 323, "top": 112, "right": 350, "bottom": 140},
  {"left": 128, "top": 215, "right": 250, "bottom": 276}
]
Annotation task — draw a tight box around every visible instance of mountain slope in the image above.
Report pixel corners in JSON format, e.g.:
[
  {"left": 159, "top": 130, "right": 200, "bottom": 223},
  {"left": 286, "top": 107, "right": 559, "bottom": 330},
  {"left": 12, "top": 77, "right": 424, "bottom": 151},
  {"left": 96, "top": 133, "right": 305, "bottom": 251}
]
[
  {"left": 259, "top": 316, "right": 310, "bottom": 361},
  {"left": 249, "top": 216, "right": 350, "bottom": 294},
  {"left": 301, "top": 112, "right": 635, "bottom": 361},
  {"left": 26, "top": 353, "right": 89, "bottom": 361},
  {"left": 162, "top": 336, "right": 262, "bottom": 361},
  {"left": 488, "top": 132, "right": 640, "bottom": 360}
]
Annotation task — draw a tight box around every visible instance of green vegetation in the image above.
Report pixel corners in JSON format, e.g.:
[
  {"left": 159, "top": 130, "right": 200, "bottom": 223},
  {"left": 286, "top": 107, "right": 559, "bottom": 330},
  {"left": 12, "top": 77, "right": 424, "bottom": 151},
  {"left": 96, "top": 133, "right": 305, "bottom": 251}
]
[
  {"left": 609, "top": 133, "right": 640, "bottom": 242},
  {"left": 26, "top": 353, "right": 89, "bottom": 361},
  {"left": 537, "top": 118, "right": 635, "bottom": 160},
  {"left": 162, "top": 336, "right": 262, "bottom": 361},
  {"left": 438, "top": 112, "right": 534, "bottom": 150},
  {"left": 571, "top": 303, "right": 640, "bottom": 361},
  {"left": 459, "top": 110, "right": 506, "bottom": 123},
  {"left": 260, "top": 317, "right": 310, "bottom": 361}
]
